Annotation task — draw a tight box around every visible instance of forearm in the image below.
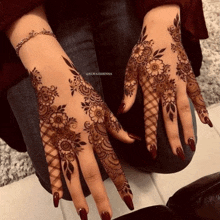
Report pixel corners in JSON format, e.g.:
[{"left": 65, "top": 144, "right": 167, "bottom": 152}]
[{"left": 6, "top": 5, "right": 77, "bottom": 96}]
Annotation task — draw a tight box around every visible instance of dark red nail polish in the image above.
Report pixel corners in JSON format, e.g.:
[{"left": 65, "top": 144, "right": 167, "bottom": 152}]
[
  {"left": 123, "top": 195, "right": 134, "bottom": 211},
  {"left": 204, "top": 117, "right": 213, "bottom": 127},
  {"left": 117, "top": 103, "right": 125, "bottom": 115},
  {"left": 176, "top": 147, "right": 185, "bottom": 161},
  {"left": 53, "top": 192, "right": 59, "bottom": 208},
  {"left": 101, "top": 212, "right": 111, "bottom": 220},
  {"left": 149, "top": 145, "right": 157, "bottom": 159},
  {"left": 188, "top": 138, "right": 196, "bottom": 152},
  {"left": 128, "top": 133, "right": 142, "bottom": 141},
  {"left": 79, "top": 208, "right": 88, "bottom": 220}
]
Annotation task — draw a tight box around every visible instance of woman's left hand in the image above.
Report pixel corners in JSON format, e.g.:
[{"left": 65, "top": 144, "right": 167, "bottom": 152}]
[{"left": 118, "top": 6, "right": 212, "bottom": 160}]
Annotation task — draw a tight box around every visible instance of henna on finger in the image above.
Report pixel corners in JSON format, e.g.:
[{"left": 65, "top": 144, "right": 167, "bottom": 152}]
[
  {"left": 64, "top": 57, "right": 134, "bottom": 210},
  {"left": 84, "top": 121, "right": 134, "bottom": 210},
  {"left": 30, "top": 67, "right": 87, "bottom": 206},
  {"left": 168, "top": 14, "right": 212, "bottom": 126},
  {"left": 124, "top": 26, "right": 179, "bottom": 158}
]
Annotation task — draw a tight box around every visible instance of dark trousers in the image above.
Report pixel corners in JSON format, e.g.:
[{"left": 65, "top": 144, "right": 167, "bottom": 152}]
[{"left": 7, "top": 0, "right": 196, "bottom": 200}]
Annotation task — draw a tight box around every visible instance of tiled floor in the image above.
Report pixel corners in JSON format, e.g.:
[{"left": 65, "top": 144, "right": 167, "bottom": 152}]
[{"left": 0, "top": 103, "right": 219, "bottom": 220}]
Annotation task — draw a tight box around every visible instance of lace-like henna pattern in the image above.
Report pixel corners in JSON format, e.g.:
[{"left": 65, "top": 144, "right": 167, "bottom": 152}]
[
  {"left": 124, "top": 26, "right": 177, "bottom": 149},
  {"left": 30, "top": 68, "right": 86, "bottom": 186},
  {"left": 168, "top": 14, "right": 208, "bottom": 118}
]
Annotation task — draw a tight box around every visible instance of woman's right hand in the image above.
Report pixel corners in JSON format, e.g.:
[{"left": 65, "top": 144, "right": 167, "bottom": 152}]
[{"left": 29, "top": 54, "right": 136, "bottom": 220}]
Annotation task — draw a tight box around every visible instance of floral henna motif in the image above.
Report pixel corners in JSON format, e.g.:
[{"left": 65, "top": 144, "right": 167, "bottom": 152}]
[
  {"left": 66, "top": 56, "right": 122, "bottom": 132},
  {"left": 123, "top": 26, "right": 180, "bottom": 152},
  {"left": 62, "top": 57, "right": 131, "bottom": 197},
  {"left": 126, "top": 26, "right": 177, "bottom": 121},
  {"left": 168, "top": 14, "right": 208, "bottom": 118},
  {"left": 30, "top": 68, "right": 86, "bottom": 183}
]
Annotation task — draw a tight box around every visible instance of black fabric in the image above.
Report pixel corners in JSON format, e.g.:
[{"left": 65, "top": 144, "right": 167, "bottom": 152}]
[
  {"left": 0, "top": 97, "right": 27, "bottom": 152},
  {"left": 167, "top": 172, "right": 220, "bottom": 220},
  {"left": 113, "top": 205, "right": 182, "bottom": 220}
]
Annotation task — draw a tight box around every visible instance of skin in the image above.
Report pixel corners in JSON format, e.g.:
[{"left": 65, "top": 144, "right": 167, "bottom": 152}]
[
  {"left": 5, "top": 3, "right": 211, "bottom": 219},
  {"left": 6, "top": 5, "right": 135, "bottom": 219},
  {"left": 120, "top": 5, "right": 211, "bottom": 159}
]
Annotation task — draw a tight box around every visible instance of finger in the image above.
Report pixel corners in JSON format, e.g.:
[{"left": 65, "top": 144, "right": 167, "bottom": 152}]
[
  {"left": 141, "top": 79, "right": 159, "bottom": 159},
  {"left": 77, "top": 140, "right": 113, "bottom": 219},
  {"left": 176, "top": 81, "right": 196, "bottom": 151},
  {"left": 60, "top": 146, "right": 89, "bottom": 220},
  {"left": 186, "top": 73, "right": 213, "bottom": 127},
  {"left": 40, "top": 123, "right": 63, "bottom": 207},
  {"left": 104, "top": 107, "right": 141, "bottom": 144},
  {"left": 161, "top": 90, "right": 185, "bottom": 161},
  {"left": 84, "top": 122, "right": 134, "bottom": 211},
  {"left": 118, "top": 57, "right": 138, "bottom": 114}
]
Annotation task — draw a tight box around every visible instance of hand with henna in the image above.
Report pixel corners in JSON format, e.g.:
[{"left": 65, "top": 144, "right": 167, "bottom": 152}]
[
  {"left": 6, "top": 5, "right": 137, "bottom": 220},
  {"left": 118, "top": 6, "right": 212, "bottom": 160},
  {"left": 30, "top": 55, "right": 137, "bottom": 219}
]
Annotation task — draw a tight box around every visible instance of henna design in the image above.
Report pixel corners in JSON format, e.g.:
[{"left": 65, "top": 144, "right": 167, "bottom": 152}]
[
  {"left": 84, "top": 121, "right": 132, "bottom": 197},
  {"left": 62, "top": 57, "right": 131, "bottom": 197},
  {"left": 31, "top": 56, "right": 132, "bottom": 203},
  {"left": 66, "top": 56, "right": 122, "bottom": 132},
  {"left": 168, "top": 14, "right": 208, "bottom": 118},
  {"left": 30, "top": 68, "right": 86, "bottom": 183},
  {"left": 124, "top": 26, "right": 178, "bottom": 149}
]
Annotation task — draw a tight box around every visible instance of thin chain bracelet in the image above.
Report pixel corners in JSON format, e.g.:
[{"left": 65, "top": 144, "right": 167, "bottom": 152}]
[{"left": 15, "top": 28, "right": 56, "bottom": 56}]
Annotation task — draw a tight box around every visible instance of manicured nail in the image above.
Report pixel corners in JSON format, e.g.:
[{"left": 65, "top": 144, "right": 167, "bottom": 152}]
[
  {"left": 117, "top": 103, "right": 125, "bottom": 115},
  {"left": 101, "top": 212, "right": 111, "bottom": 220},
  {"left": 149, "top": 145, "right": 157, "bottom": 159},
  {"left": 204, "top": 116, "right": 213, "bottom": 127},
  {"left": 128, "top": 133, "right": 142, "bottom": 141},
  {"left": 123, "top": 195, "right": 134, "bottom": 211},
  {"left": 188, "top": 138, "right": 196, "bottom": 152},
  {"left": 176, "top": 147, "right": 185, "bottom": 161},
  {"left": 53, "top": 192, "right": 59, "bottom": 208},
  {"left": 79, "top": 208, "right": 88, "bottom": 220}
]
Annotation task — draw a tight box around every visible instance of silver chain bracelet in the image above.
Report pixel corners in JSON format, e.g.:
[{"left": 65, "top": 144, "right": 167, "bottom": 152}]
[{"left": 15, "top": 28, "right": 56, "bottom": 56}]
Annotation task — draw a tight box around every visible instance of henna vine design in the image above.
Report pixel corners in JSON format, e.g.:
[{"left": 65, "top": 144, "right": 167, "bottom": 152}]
[
  {"left": 123, "top": 26, "right": 179, "bottom": 151},
  {"left": 125, "top": 26, "right": 177, "bottom": 121},
  {"left": 63, "top": 57, "right": 132, "bottom": 198},
  {"left": 168, "top": 14, "right": 208, "bottom": 118},
  {"left": 64, "top": 57, "right": 122, "bottom": 132},
  {"left": 84, "top": 121, "right": 132, "bottom": 197},
  {"left": 30, "top": 68, "right": 86, "bottom": 183}
]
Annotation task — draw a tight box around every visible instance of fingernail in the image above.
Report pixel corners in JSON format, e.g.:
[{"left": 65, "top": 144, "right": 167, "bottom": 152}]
[
  {"left": 188, "top": 138, "right": 196, "bottom": 152},
  {"left": 149, "top": 145, "right": 157, "bottom": 159},
  {"left": 123, "top": 195, "right": 134, "bottom": 211},
  {"left": 79, "top": 208, "right": 88, "bottom": 220},
  {"left": 53, "top": 192, "right": 59, "bottom": 208},
  {"left": 128, "top": 133, "right": 142, "bottom": 141},
  {"left": 176, "top": 147, "right": 185, "bottom": 161},
  {"left": 204, "top": 116, "right": 213, "bottom": 128},
  {"left": 101, "top": 212, "right": 111, "bottom": 220},
  {"left": 117, "top": 103, "right": 125, "bottom": 115}
]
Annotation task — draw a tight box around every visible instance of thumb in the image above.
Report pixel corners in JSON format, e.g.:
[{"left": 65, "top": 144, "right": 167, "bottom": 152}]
[
  {"left": 118, "top": 58, "right": 138, "bottom": 114},
  {"left": 104, "top": 107, "right": 141, "bottom": 144}
]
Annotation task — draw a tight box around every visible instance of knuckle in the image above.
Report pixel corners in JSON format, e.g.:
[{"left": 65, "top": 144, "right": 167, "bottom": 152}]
[
  {"left": 94, "top": 194, "right": 108, "bottom": 205},
  {"left": 179, "top": 103, "right": 191, "bottom": 113},
  {"left": 84, "top": 170, "right": 100, "bottom": 183}
]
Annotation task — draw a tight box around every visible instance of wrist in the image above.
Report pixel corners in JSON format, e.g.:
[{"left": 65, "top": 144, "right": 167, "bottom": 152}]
[{"left": 143, "top": 5, "right": 180, "bottom": 35}]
